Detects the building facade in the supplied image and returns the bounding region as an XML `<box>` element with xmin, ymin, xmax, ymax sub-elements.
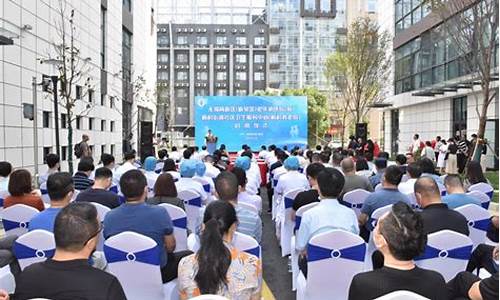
<box><xmin>381</xmin><ymin>0</ymin><xmax>498</xmax><ymax>169</ymax></box>
<box><xmin>267</xmin><ymin>0</ymin><xmax>347</xmax><ymax>91</ymax></box>
<box><xmin>156</xmin><ymin>23</ymin><xmax>269</xmax><ymax>133</ymax></box>
<box><xmin>0</xmin><ymin>0</ymin><xmax>156</xmax><ymax>173</ymax></box>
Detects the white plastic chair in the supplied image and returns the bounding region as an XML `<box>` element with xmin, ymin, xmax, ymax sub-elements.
<box><xmin>415</xmin><ymin>230</ymin><xmax>473</xmax><ymax>282</ymax></box>
<box><xmin>190</xmin><ymin>295</ymin><xmax>229</xmax><ymax>300</ymax></box>
<box><xmin>233</xmin><ymin>231</ymin><xmax>261</xmax><ymax>258</ymax></box>
<box><xmin>374</xmin><ymin>290</ymin><xmax>430</xmax><ymax>300</ymax></box>
<box><xmin>366</xmin><ymin>205</ymin><xmax>393</xmax><ymax>268</ymax></box>
<box><xmin>280</xmin><ymin>188</ymin><xmax>305</xmax><ymax>257</ymax></box>
<box><xmin>271</xmin><ymin>168</ymin><xmax>287</xmax><ymax>220</ymax></box>
<box><xmin>467</xmin><ymin>190</ymin><xmax>491</xmax><ymax>210</ymax></box>
<box><xmin>468</xmin><ymin>182</ymin><xmax>494</xmax><ymax>202</ymax></box>
<box><xmin>104</xmin><ymin>231</ymin><xmax>178</xmax><ymax>300</ymax></box>
<box><xmin>90</xmin><ymin>202</ymin><xmax>111</xmax><ymax>251</ymax></box>
<box><xmin>145</xmin><ymin>172</ymin><xmax>159</xmax><ymax>199</ymax></box>
<box><xmin>375</xmin><ymin>183</ymin><xmax>383</xmax><ymax>191</ymax></box>
<box><xmin>296</xmin><ymin>229</ymin><xmax>366</xmax><ymax>300</ymax></box>
<box><xmin>13</xmin><ymin>229</ymin><xmax>55</xmax><ymax>270</ymax></box>
<box><xmin>0</xmin><ymin>265</ymin><xmax>15</xmax><ymax>294</ymax></box>
<box><xmin>159</xmin><ymin>203</ymin><xmax>188</xmax><ymax>251</ymax></box>
<box><xmin>454</xmin><ymin>204</ymin><xmax>491</xmax><ymax>249</ymax></box>
<box><xmin>178</xmin><ymin>189</ymin><xmax>204</xmax><ymax>233</ymax></box>
<box><xmin>2</xmin><ymin>204</ymin><xmax>39</xmax><ymax>237</ymax></box>
<box><xmin>340</xmin><ymin>189</ymin><xmax>371</xmax><ymax>217</ymax></box>
<box><xmin>39</xmin><ymin>182</ymin><xmax>50</xmax><ymax>205</ymax></box>
<box><xmin>404</xmin><ymin>193</ymin><xmax>420</xmax><ymax>209</ymax></box>
<box><xmin>291</xmin><ymin>202</ymin><xmax>319</xmax><ymax>291</ymax></box>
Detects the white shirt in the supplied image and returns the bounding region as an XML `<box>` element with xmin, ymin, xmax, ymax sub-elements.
<box><xmin>198</xmin><ymin>150</ymin><xmax>209</xmax><ymax>161</ymax></box>
<box><xmin>238</xmin><ymin>191</ymin><xmax>262</xmax><ymax>213</ymax></box>
<box><xmin>167</xmin><ymin>171</ymin><xmax>181</xmax><ymax>181</ymax></box>
<box><xmin>265</xmin><ymin>151</ymin><xmax>277</xmax><ymax>166</ymax></box>
<box><xmin>258</xmin><ymin>150</ymin><xmax>269</xmax><ymax>159</ymax></box>
<box><xmin>274</xmin><ymin>170</ymin><xmax>310</xmax><ymax>197</ymax></box>
<box><xmin>169</xmin><ymin>151</ymin><xmax>181</xmax><ymax>162</ymax></box>
<box><xmin>175</xmin><ymin>177</ymin><xmax>208</xmax><ymax>203</ymax></box>
<box><xmin>246</xmin><ymin>162</ymin><xmax>262</xmax><ymax>193</ymax></box>
<box><xmin>204</xmin><ymin>163</ymin><xmax>220</xmax><ymax>178</ymax></box>
<box><xmin>412</xmin><ymin>139</ymin><xmax>421</xmax><ymax>153</ymax></box>
<box><xmin>39</xmin><ymin>169</ymin><xmax>58</xmax><ymax>185</ymax></box>
<box><xmin>398</xmin><ymin>178</ymin><xmax>418</xmax><ymax>195</ymax></box>
<box><xmin>113</xmin><ymin>161</ymin><xmax>137</xmax><ymax>185</ymax></box>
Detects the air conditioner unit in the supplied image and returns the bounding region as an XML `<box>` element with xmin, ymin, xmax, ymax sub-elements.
<box><xmin>216</xmin><ymin>29</ymin><xmax>220</xmax><ymax>33</ymax></box>
<box><xmin>190</xmin><ymin>28</ymin><xmax>194</xmax><ymax>32</ymax></box>
<box><xmin>203</xmin><ymin>28</ymin><xmax>207</xmax><ymax>32</ymax></box>
<box><xmin>162</xmin><ymin>28</ymin><xmax>167</xmax><ymax>32</ymax></box>
<box><xmin>232</xmin><ymin>29</ymin><xmax>238</xmax><ymax>33</ymax></box>
<box><xmin>183</xmin><ymin>28</ymin><xmax>188</xmax><ymax>32</ymax></box>
<box><xmin>240</xmin><ymin>29</ymin><xmax>245</xmax><ymax>33</ymax></box>
<box><xmin>259</xmin><ymin>29</ymin><xmax>265</xmax><ymax>34</ymax></box>
<box><xmin>216</xmin><ymin>65</ymin><xmax>220</xmax><ymax>70</ymax></box>
<box><xmin>203</xmin><ymin>65</ymin><xmax>207</xmax><ymax>69</ymax></box>
<box><xmin>177</xmin><ymin>28</ymin><xmax>181</xmax><ymax>32</ymax></box>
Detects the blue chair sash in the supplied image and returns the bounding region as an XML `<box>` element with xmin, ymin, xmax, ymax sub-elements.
<box><xmin>3</xmin><ymin>219</ymin><xmax>28</xmax><ymax>231</ymax></box>
<box><xmin>40</xmin><ymin>188</ymin><xmax>48</xmax><ymax>195</ymax></box>
<box><xmin>307</xmin><ymin>243</ymin><xmax>366</xmax><ymax>262</ymax></box>
<box><xmin>415</xmin><ymin>244</ymin><xmax>472</xmax><ymax>261</ymax></box>
<box><xmin>104</xmin><ymin>244</ymin><xmax>160</xmax><ymax>265</ymax></box>
<box><xmin>118</xmin><ymin>195</ymin><xmax>126</xmax><ymax>204</ymax></box>
<box><xmin>486</xmin><ymin>191</ymin><xmax>493</xmax><ymax>199</ymax></box>
<box><xmin>284</xmin><ymin>197</ymin><xmax>294</xmax><ymax>209</ymax></box>
<box><xmin>0</xmin><ymin>197</ymin><xmax>3</xmax><ymax>207</ymax></box>
<box><xmin>481</xmin><ymin>201</ymin><xmax>490</xmax><ymax>209</ymax></box>
<box><xmin>244</xmin><ymin>246</ymin><xmax>260</xmax><ymax>258</ymax></box>
<box><xmin>14</xmin><ymin>242</ymin><xmax>55</xmax><ymax>260</ymax></box>
<box><xmin>202</xmin><ymin>184</ymin><xmax>210</xmax><ymax>193</ymax></box>
<box><xmin>339</xmin><ymin>199</ymin><xmax>363</xmax><ymax>209</ymax></box>
<box><xmin>109</xmin><ymin>186</ymin><xmax>119</xmax><ymax>194</ymax></box>
<box><xmin>367</xmin><ymin>218</ymin><xmax>378</xmax><ymax>231</ymax></box>
<box><xmin>172</xmin><ymin>217</ymin><xmax>187</xmax><ymax>229</ymax></box>
<box><xmin>294</xmin><ymin>216</ymin><xmax>302</xmax><ymax>232</ymax></box>
<box><xmin>273</xmin><ymin>179</ymin><xmax>278</xmax><ymax>187</ymax></box>
<box><xmin>467</xmin><ymin>218</ymin><xmax>490</xmax><ymax>232</ymax></box>
<box><xmin>184</xmin><ymin>197</ymin><xmax>202</xmax><ymax>207</ymax></box>
<box><xmin>154</xmin><ymin>169</ymin><xmax>162</xmax><ymax>174</ymax></box>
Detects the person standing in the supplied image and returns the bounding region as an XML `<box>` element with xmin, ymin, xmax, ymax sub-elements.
<box><xmin>205</xmin><ymin>129</ymin><xmax>218</xmax><ymax>155</ymax></box>
<box><xmin>436</xmin><ymin>139</ymin><xmax>448</xmax><ymax>174</ymax></box>
<box><xmin>446</xmin><ymin>138</ymin><xmax>459</xmax><ymax>175</ymax></box>
<box><xmin>39</xmin><ymin>154</ymin><xmax>60</xmax><ymax>186</ymax></box>
<box><xmin>411</xmin><ymin>134</ymin><xmax>422</xmax><ymax>155</ymax></box>
<box><xmin>457</xmin><ymin>135</ymin><xmax>469</xmax><ymax>174</ymax></box>
<box><xmin>74</xmin><ymin>134</ymin><xmax>92</xmax><ymax>159</ymax></box>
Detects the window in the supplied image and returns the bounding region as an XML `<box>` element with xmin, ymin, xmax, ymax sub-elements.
<box><xmin>254</xmin><ymin>54</ymin><xmax>265</xmax><ymax>64</ymax></box>
<box><xmin>254</xmin><ymin>72</ymin><xmax>265</xmax><ymax>81</ymax></box>
<box><xmin>101</xmin><ymin>120</ymin><xmax>106</xmax><ymax>131</ymax></box>
<box><xmin>216</xmin><ymin>36</ymin><xmax>227</xmax><ymax>45</ymax></box>
<box><xmin>304</xmin><ymin>0</ymin><xmax>315</xmax><ymax>12</ymax></box>
<box><xmin>110</xmin><ymin>121</ymin><xmax>115</xmax><ymax>132</ymax></box>
<box><xmin>235</xmin><ymin>89</ymin><xmax>247</xmax><ymax>96</ymax></box>
<box><xmin>43</xmin><ymin>111</ymin><xmax>50</xmax><ymax>128</ymax></box>
<box><xmin>236</xmin><ymin>72</ymin><xmax>247</xmax><ymax>81</ymax></box>
<box><xmin>110</xmin><ymin>144</ymin><xmax>115</xmax><ymax>156</ymax></box>
<box><xmin>110</xmin><ymin>96</ymin><xmax>114</xmax><ymax>108</ymax></box>
<box><xmin>76</xmin><ymin>116</ymin><xmax>81</xmax><ymax>130</ymax></box>
<box><xmin>88</xmin><ymin>89</ymin><xmax>94</xmax><ymax>103</ymax></box>
<box><xmin>61</xmin><ymin>113</ymin><xmax>67</xmax><ymax>129</ymax></box>
<box><xmin>196</xmin><ymin>36</ymin><xmax>208</xmax><ymax>45</ymax></box>
<box><xmin>43</xmin><ymin>147</ymin><xmax>51</xmax><ymax>161</ymax></box>
<box><xmin>176</xmin><ymin>71</ymin><xmax>188</xmax><ymax>80</ymax></box>
<box><xmin>216</xmin><ymin>54</ymin><xmax>227</xmax><ymax>63</ymax></box>
<box><xmin>367</xmin><ymin>0</ymin><xmax>376</xmax><ymax>13</ymax></box>
<box><xmin>158</xmin><ymin>36</ymin><xmax>169</xmax><ymax>47</ymax></box>
<box><xmin>101</xmin><ymin>145</ymin><xmax>106</xmax><ymax>154</ymax></box>
<box><xmin>177</xmin><ymin>36</ymin><xmax>187</xmax><ymax>45</ymax></box>
<box><xmin>320</xmin><ymin>0</ymin><xmax>331</xmax><ymax>13</ymax></box>
<box><xmin>158</xmin><ymin>71</ymin><xmax>169</xmax><ymax>80</ymax></box>
<box><xmin>254</xmin><ymin>37</ymin><xmax>265</xmax><ymax>46</ymax></box>
<box><xmin>176</xmin><ymin>53</ymin><xmax>188</xmax><ymax>63</ymax></box>
<box><xmin>89</xmin><ymin>118</ymin><xmax>94</xmax><ymax>130</ymax></box>
<box><xmin>176</xmin><ymin>89</ymin><xmax>188</xmax><ymax>98</ymax></box>
<box><xmin>196</xmin><ymin>71</ymin><xmax>208</xmax><ymax>81</ymax></box>
<box><xmin>196</xmin><ymin>53</ymin><xmax>208</xmax><ymax>63</ymax></box>
<box><xmin>453</xmin><ymin>96</ymin><xmax>467</xmax><ymax>137</ymax></box>
<box><xmin>236</xmin><ymin>37</ymin><xmax>247</xmax><ymax>45</ymax></box>
<box><xmin>195</xmin><ymin>88</ymin><xmax>207</xmax><ymax>96</ymax></box>
<box><xmin>123</xmin><ymin>0</ymin><xmax>131</xmax><ymax>12</ymax></box>
<box><xmin>216</xmin><ymin>89</ymin><xmax>227</xmax><ymax>96</ymax></box>
<box><xmin>216</xmin><ymin>72</ymin><xmax>227</xmax><ymax>81</ymax></box>
<box><xmin>61</xmin><ymin>146</ymin><xmax>67</xmax><ymax>161</ymax></box>
<box><xmin>76</xmin><ymin>85</ymin><xmax>82</xmax><ymax>99</ymax></box>
<box><xmin>158</xmin><ymin>53</ymin><xmax>169</xmax><ymax>63</ymax></box>
<box><xmin>101</xmin><ymin>94</ymin><xmax>106</xmax><ymax>106</ymax></box>
<box><xmin>236</xmin><ymin>54</ymin><xmax>247</xmax><ymax>64</ymax></box>
<box><xmin>100</xmin><ymin>6</ymin><xmax>107</xmax><ymax>69</ymax></box>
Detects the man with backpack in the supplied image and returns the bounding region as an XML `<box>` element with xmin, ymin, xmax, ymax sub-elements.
<box><xmin>74</xmin><ymin>134</ymin><xmax>91</xmax><ymax>159</ymax></box>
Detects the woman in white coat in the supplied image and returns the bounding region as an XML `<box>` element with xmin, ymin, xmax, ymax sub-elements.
<box><xmin>437</xmin><ymin>139</ymin><xmax>448</xmax><ymax>174</ymax></box>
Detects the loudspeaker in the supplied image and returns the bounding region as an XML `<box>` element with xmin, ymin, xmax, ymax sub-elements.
<box><xmin>355</xmin><ymin>123</ymin><xmax>368</xmax><ymax>142</ymax></box>
<box><xmin>140</xmin><ymin>121</ymin><xmax>154</xmax><ymax>162</ymax></box>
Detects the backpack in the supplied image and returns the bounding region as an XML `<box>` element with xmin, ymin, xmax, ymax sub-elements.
<box><xmin>74</xmin><ymin>142</ymin><xmax>84</xmax><ymax>158</ymax></box>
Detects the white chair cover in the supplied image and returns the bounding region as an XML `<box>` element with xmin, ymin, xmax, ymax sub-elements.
<box><xmin>159</xmin><ymin>203</ymin><xmax>188</xmax><ymax>251</ymax></box>
<box><xmin>104</xmin><ymin>231</ymin><xmax>178</xmax><ymax>300</ymax></box>
<box><xmin>366</xmin><ymin>204</ymin><xmax>393</xmax><ymax>268</ymax></box>
<box><xmin>271</xmin><ymin>168</ymin><xmax>287</xmax><ymax>220</ymax></box>
<box><xmin>374</xmin><ymin>290</ymin><xmax>430</xmax><ymax>300</ymax></box>
<box><xmin>178</xmin><ymin>190</ymin><xmax>204</xmax><ymax>233</ymax></box>
<box><xmin>375</xmin><ymin>183</ymin><xmax>383</xmax><ymax>191</ymax></box>
<box><xmin>14</xmin><ymin>229</ymin><xmax>55</xmax><ymax>270</ymax></box>
<box><xmin>39</xmin><ymin>182</ymin><xmax>50</xmax><ymax>205</ymax></box>
<box><xmin>189</xmin><ymin>295</ymin><xmax>229</xmax><ymax>300</ymax></box>
<box><xmin>90</xmin><ymin>202</ymin><xmax>111</xmax><ymax>251</ymax></box>
<box><xmin>467</xmin><ymin>190</ymin><xmax>491</xmax><ymax>210</ymax></box>
<box><xmin>291</xmin><ymin>202</ymin><xmax>319</xmax><ymax>291</ymax></box>
<box><xmin>468</xmin><ymin>182</ymin><xmax>494</xmax><ymax>203</ymax></box>
<box><xmin>280</xmin><ymin>188</ymin><xmax>305</xmax><ymax>257</ymax></box>
<box><xmin>454</xmin><ymin>204</ymin><xmax>490</xmax><ymax>249</ymax></box>
<box><xmin>233</xmin><ymin>231</ymin><xmax>261</xmax><ymax>258</ymax></box>
<box><xmin>340</xmin><ymin>189</ymin><xmax>371</xmax><ymax>217</ymax></box>
<box><xmin>2</xmin><ymin>204</ymin><xmax>39</xmax><ymax>237</ymax></box>
<box><xmin>238</xmin><ymin>202</ymin><xmax>259</xmax><ymax>215</ymax></box>
<box><xmin>296</xmin><ymin>229</ymin><xmax>366</xmax><ymax>300</ymax></box>
<box><xmin>404</xmin><ymin>193</ymin><xmax>420</xmax><ymax>209</ymax></box>
<box><xmin>0</xmin><ymin>190</ymin><xmax>9</xmax><ymax>214</ymax></box>
<box><xmin>145</xmin><ymin>172</ymin><xmax>159</xmax><ymax>199</ymax></box>
<box><xmin>415</xmin><ymin>230</ymin><xmax>473</xmax><ymax>281</ymax></box>
<box><xmin>437</xmin><ymin>183</ymin><xmax>447</xmax><ymax>196</ymax></box>
<box><xmin>0</xmin><ymin>265</ymin><xmax>15</xmax><ymax>294</ymax></box>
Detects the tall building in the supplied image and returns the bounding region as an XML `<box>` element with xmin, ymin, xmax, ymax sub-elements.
<box><xmin>267</xmin><ymin>0</ymin><xmax>347</xmax><ymax>91</ymax></box>
<box><xmin>156</xmin><ymin>23</ymin><xmax>269</xmax><ymax>134</ymax></box>
<box><xmin>381</xmin><ymin>0</ymin><xmax>498</xmax><ymax>169</ymax></box>
<box><xmin>0</xmin><ymin>0</ymin><xmax>156</xmax><ymax>172</ymax></box>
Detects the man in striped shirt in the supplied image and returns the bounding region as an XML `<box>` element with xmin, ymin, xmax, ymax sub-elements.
<box><xmin>456</xmin><ymin>136</ymin><xmax>469</xmax><ymax>174</ymax></box>
<box><xmin>73</xmin><ymin>158</ymin><xmax>94</xmax><ymax>191</ymax></box>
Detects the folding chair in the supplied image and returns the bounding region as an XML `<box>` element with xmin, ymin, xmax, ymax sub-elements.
<box><xmin>455</xmin><ymin>204</ymin><xmax>491</xmax><ymax>249</ymax></box>
<box><xmin>178</xmin><ymin>190</ymin><xmax>203</xmax><ymax>233</ymax></box>
<box><xmin>14</xmin><ymin>229</ymin><xmax>55</xmax><ymax>270</ymax></box>
<box><xmin>159</xmin><ymin>203</ymin><xmax>188</xmax><ymax>251</ymax></box>
<box><xmin>340</xmin><ymin>189</ymin><xmax>371</xmax><ymax>217</ymax></box>
<box><xmin>2</xmin><ymin>204</ymin><xmax>39</xmax><ymax>237</ymax></box>
<box><xmin>90</xmin><ymin>202</ymin><xmax>111</xmax><ymax>251</ymax></box>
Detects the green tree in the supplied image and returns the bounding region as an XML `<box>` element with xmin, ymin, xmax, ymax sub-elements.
<box><xmin>325</xmin><ymin>17</ymin><xmax>391</xmax><ymax>125</ymax></box>
<box><xmin>255</xmin><ymin>88</ymin><xmax>329</xmax><ymax>146</ymax></box>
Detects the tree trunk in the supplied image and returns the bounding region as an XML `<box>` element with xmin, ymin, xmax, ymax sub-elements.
<box><xmin>67</xmin><ymin>108</ymin><xmax>74</xmax><ymax>174</ymax></box>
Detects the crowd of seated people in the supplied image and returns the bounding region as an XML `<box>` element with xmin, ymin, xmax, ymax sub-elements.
<box><xmin>0</xmin><ymin>136</ymin><xmax>496</xmax><ymax>300</ymax></box>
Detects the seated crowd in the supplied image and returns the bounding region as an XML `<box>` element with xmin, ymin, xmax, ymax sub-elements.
<box><xmin>0</xmin><ymin>136</ymin><xmax>497</xmax><ymax>300</ymax></box>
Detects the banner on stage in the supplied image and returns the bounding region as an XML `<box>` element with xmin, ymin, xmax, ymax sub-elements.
<box><xmin>195</xmin><ymin>96</ymin><xmax>308</xmax><ymax>151</ymax></box>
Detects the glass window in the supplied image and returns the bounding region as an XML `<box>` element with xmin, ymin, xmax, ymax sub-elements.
<box><xmin>254</xmin><ymin>72</ymin><xmax>265</xmax><ymax>81</ymax></box>
<box><xmin>236</xmin><ymin>54</ymin><xmax>247</xmax><ymax>63</ymax></box>
<box><xmin>196</xmin><ymin>71</ymin><xmax>208</xmax><ymax>81</ymax></box>
<box><xmin>236</xmin><ymin>72</ymin><xmax>247</xmax><ymax>81</ymax></box>
<box><xmin>254</xmin><ymin>54</ymin><xmax>265</xmax><ymax>64</ymax></box>
<box><xmin>216</xmin><ymin>36</ymin><xmax>227</xmax><ymax>45</ymax></box>
<box><xmin>412</xmin><ymin>5</ymin><xmax>422</xmax><ymax>24</ymax></box>
<box><xmin>320</xmin><ymin>0</ymin><xmax>331</xmax><ymax>13</ymax></box>
<box><xmin>177</xmin><ymin>36</ymin><xmax>187</xmax><ymax>45</ymax></box>
<box><xmin>402</xmin><ymin>0</ymin><xmax>411</xmax><ymax>16</ymax></box>
<box><xmin>433</xmin><ymin>39</ymin><xmax>446</xmax><ymax>65</ymax></box>
<box><xmin>216</xmin><ymin>72</ymin><xmax>227</xmax><ymax>80</ymax></box>
<box><xmin>158</xmin><ymin>71</ymin><xmax>169</xmax><ymax>80</ymax></box>
<box><xmin>196</xmin><ymin>36</ymin><xmax>208</xmax><ymax>45</ymax></box>
<box><xmin>403</xmin><ymin>14</ymin><xmax>411</xmax><ymax>30</ymax></box>
<box><xmin>216</xmin><ymin>89</ymin><xmax>227</xmax><ymax>96</ymax></box>
<box><xmin>304</xmin><ymin>0</ymin><xmax>315</xmax><ymax>11</ymax></box>
<box><xmin>175</xmin><ymin>88</ymin><xmax>188</xmax><ymax>98</ymax></box>
<box><xmin>235</xmin><ymin>89</ymin><xmax>247</xmax><ymax>96</ymax></box>
<box><xmin>396</xmin><ymin>20</ymin><xmax>403</xmax><ymax>33</ymax></box>
<box><xmin>176</xmin><ymin>53</ymin><xmax>188</xmax><ymax>63</ymax></box>
<box><xmin>123</xmin><ymin>0</ymin><xmax>131</xmax><ymax>12</ymax></box>
<box><xmin>421</xmin><ymin>69</ymin><xmax>432</xmax><ymax>87</ymax></box>
<box><xmin>176</xmin><ymin>71</ymin><xmax>188</xmax><ymax>80</ymax></box>
<box><xmin>158</xmin><ymin>36</ymin><xmax>169</xmax><ymax>47</ymax></box>
<box><xmin>367</xmin><ymin>0</ymin><xmax>376</xmax><ymax>13</ymax></box>
<box><xmin>196</xmin><ymin>53</ymin><xmax>208</xmax><ymax>63</ymax></box>
<box><xmin>216</xmin><ymin>54</ymin><xmax>227</xmax><ymax>63</ymax></box>
<box><xmin>236</xmin><ymin>37</ymin><xmax>247</xmax><ymax>45</ymax></box>
<box><xmin>395</xmin><ymin>0</ymin><xmax>403</xmax><ymax>21</ymax></box>
<box><xmin>195</xmin><ymin>88</ymin><xmax>207</xmax><ymax>96</ymax></box>
<box><xmin>447</xmin><ymin>60</ymin><xmax>459</xmax><ymax>80</ymax></box>
<box><xmin>433</xmin><ymin>65</ymin><xmax>445</xmax><ymax>83</ymax></box>
<box><xmin>43</xmin><ymin>111</ymin><xmax>50</xmax><ymax>128</ymax></box>
<box><xmin>254</xmin><ymin>37</ymin><xmax>265</xmax><ymax>46</ymax></box>
<box><xmin>158</xmin><ymin>53</ymin><xmax>169</xmax><ymax>63</ymax></box>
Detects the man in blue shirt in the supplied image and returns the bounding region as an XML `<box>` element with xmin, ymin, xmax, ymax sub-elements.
<box><xmin>369</xmin><ymin>158</ymin><xmax>387</xmax><ymax>188</ymax></box>
<box><xmin>296</xmin><ymin>168</ymin><xmax>359</xmax><ymax>277</ymax></box>
<box><xmin>359</xmin><ymin>165</ymin><xmax>410</xmax><ymax>236</ymax></box>
<box><xmin>103</xmin><ymin>169</ymin><xmax>191</xmax><ymax>283</ymax></box>
<box><xmin>442</xmin><ymin>174</ymin><xmax>482</xmax><ymax>209</ymax></box>
<box><xmin>29</xmin><ymin>172</ymin><xmax>74</xmax><ymax>232</ymax></box>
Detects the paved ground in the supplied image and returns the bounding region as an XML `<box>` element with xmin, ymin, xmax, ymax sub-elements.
<box><xmin>260</xmin><ymin>188</ymin><xmax>295</xmax><ymax>300</ymax></box>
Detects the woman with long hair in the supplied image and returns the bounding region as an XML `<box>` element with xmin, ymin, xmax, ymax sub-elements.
<box><xmin>464</xmin><ymin>160</ymin><xmax>489</xmax><ymax>189</ymax></box>
<box><xmin>162</xmin><ymin>158</ymin><xmax>180</xmax><ymax>181</ymax></box>
<box><xmin>178</xmin><ymin>201</ymin><xmax>261</xmax><ymax>299</ymax></box>
<box><xmin>146</xmin><ymin>173</ymin><xmax>185</xmax><ymax>210</ymax></box>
